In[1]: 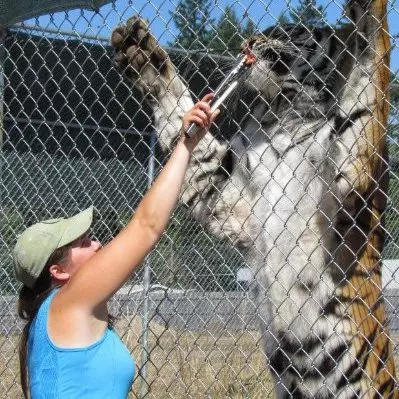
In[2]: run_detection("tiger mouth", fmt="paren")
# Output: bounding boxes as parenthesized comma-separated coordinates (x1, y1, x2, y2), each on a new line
(248, 45, 296, 77)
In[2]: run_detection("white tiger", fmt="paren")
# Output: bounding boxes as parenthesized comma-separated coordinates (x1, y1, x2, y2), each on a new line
(111, 0, 397, 397)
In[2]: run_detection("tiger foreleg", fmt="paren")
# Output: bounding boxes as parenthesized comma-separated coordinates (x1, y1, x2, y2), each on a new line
(111, 17, 239, 240)
(111, 16, 192, 151)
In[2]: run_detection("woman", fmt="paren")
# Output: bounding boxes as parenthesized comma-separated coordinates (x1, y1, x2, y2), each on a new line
(14, 94, 219, 398)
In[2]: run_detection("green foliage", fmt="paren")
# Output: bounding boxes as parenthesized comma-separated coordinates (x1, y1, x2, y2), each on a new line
(242, 18, 256, 38)
(275, 0, 327, 28)
(277, 12, 291, 26)
(388, 125, 399, 147)
(169, 3, 256, 53)
(210, 6, 256, 53)
(169, 0, 214, 49)
(289, 0, 327, 28)
(390, 73, 399, 104)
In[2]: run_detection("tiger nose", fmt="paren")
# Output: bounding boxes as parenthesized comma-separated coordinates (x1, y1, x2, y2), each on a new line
(242, 40, 257, 59)
(242, 36, 257, 51)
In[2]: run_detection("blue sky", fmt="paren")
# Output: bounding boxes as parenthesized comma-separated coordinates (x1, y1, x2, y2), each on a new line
(25, 0, 398, 73)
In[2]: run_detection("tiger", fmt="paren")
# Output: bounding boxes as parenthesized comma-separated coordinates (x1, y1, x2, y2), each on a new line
(111, 0, 397, 397)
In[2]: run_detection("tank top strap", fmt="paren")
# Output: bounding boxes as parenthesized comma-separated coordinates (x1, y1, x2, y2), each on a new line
(36, 288, 59, 327)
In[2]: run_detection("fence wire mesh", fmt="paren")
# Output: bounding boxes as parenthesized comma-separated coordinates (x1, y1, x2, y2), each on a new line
(1, 0, 399, 397)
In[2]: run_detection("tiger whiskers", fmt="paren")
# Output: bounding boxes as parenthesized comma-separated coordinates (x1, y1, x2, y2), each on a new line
(256, 42, 299, 56)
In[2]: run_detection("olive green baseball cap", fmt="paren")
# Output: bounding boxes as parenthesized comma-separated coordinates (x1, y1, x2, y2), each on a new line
(13, 206, 94, 288)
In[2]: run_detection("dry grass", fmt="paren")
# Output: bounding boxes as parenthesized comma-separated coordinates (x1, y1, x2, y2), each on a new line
(1, 317, 398, 398)
(117, 317, 275, 398)
(0, 334, 21, 399)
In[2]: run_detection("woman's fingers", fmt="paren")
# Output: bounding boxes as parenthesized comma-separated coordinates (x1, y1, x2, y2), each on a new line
(187, 108, 209, 127)
(194, 101, 211, 116)
(209, 109, 221, 125)
(193, 109, 209, 125)
(193, 93, 215, 115)
(201, 93, 215, 103)
(181, 92, 220, 140)
(190, 106, 220, 128)
(187, 115, 206, 128)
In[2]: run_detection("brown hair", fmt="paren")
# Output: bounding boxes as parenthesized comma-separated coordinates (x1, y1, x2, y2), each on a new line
(17, 245, 69, 398)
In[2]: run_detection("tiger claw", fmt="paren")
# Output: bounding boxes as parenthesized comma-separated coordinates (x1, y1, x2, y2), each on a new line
(111, 16, 170, 81)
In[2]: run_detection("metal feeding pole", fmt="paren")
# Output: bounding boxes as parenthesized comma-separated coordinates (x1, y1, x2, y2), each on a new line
(140, 130, 156, 398)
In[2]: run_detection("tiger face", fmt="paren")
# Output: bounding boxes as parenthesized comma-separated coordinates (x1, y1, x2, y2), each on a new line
(243, 24, 338, 106)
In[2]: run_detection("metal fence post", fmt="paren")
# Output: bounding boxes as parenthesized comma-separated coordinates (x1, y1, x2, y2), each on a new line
(0, 27, 4, 149)
(140, 130, 156, 398)
(0, 26, 5, 267)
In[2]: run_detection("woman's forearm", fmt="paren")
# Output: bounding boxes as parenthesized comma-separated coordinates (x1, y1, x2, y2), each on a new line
(127, 139, 191, 241)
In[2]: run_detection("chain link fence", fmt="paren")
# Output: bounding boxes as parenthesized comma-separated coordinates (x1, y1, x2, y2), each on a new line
(1, 0, 399, 397)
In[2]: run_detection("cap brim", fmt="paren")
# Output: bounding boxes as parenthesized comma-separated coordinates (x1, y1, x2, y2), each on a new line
(58, 206, 94, 248)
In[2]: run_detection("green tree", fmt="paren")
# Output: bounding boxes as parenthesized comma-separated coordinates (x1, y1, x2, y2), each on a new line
(169, 0, 214, 49)
(242, 17, 256, 38)
(211, 6, 243, 52)
(289, 0, 327, 28)
(277, 12, 291, 26)
(211, 6, 256, 53)
(389, 73, 399, 148)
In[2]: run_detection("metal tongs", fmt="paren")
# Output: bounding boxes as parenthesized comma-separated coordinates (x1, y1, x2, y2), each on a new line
(185, 53, 257, 137)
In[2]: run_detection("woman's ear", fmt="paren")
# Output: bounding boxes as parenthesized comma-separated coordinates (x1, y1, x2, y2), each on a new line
(49, 264, 70, 283)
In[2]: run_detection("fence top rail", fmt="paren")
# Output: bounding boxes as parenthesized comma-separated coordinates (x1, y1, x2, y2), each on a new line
(9, 23, 234, 63)
(9, 22, 399, 94)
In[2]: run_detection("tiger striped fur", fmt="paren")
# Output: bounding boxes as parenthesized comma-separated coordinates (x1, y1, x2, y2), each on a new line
(111, 0, 397, 397)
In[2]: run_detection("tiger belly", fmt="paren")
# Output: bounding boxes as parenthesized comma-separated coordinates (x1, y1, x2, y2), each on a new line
(247, 134, 396, 397)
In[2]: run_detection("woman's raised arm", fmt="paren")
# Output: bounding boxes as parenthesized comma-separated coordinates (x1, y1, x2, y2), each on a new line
(60, 95, 219, 310)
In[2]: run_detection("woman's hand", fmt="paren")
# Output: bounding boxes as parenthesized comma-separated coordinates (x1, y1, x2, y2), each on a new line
(181, 93, 220, 151)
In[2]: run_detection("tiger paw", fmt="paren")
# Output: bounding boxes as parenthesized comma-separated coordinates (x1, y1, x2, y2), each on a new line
(111, 16, 173, 94)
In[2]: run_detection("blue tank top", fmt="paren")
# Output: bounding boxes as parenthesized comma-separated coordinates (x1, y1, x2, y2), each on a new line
(27, 289, 135, 398)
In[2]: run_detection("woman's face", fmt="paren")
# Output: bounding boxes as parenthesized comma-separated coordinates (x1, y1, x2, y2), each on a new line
(65, 234, 102, 276)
